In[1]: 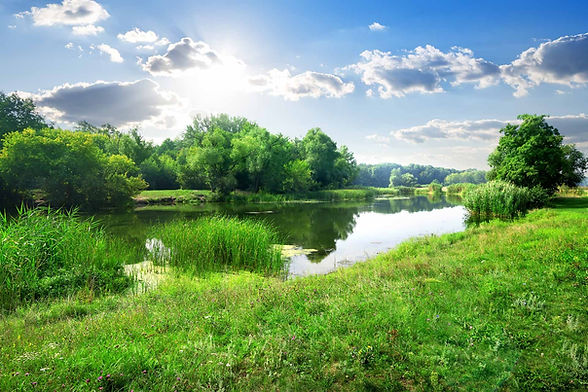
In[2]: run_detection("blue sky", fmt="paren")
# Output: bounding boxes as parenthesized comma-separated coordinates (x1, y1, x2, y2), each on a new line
(2, 0, 588, 169)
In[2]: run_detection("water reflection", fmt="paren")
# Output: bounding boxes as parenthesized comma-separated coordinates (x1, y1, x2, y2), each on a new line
(95, 195, 467, 277)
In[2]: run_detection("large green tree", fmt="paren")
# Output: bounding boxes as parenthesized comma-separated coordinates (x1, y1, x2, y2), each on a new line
(487, 114, 587, 193)
(0, 92, 48, 145)
(0, 128, 146, 208)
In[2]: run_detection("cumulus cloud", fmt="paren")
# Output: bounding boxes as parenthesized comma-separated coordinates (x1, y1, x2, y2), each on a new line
(72, 24, 103, 35)
(139, 37, 234, 76)
(117, 27, 170, 46)
(249, 69, 355, 101)
(383, 114, 588, 147)
(391, 119, 507, 143)
(500, 33, 588, 96)
(94, 44, 123, 63)
(346, 45, 500, 97)
(28, 79, 180, 128)
(17, 0, 108, 26)
(369, 22, 387, 32)
(548, 113, 588, 147)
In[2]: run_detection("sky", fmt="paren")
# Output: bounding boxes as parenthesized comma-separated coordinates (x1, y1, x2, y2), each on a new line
(2, 0, 588, 169)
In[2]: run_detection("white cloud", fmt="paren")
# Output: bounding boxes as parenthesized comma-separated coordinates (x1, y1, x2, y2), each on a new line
(391, 119, 508, 143)
(95, 44, 123, 63)
(368, 22, 387, 32)
(117, 27, 169, 46)
(249, 69, 355, 101)
(65, 42, 74, 49)
(385, 114, 588, 148)
(346, 45, 500, 98)
(500, 33, 588, 97)
(27, 79, 181, 129)
(8, 25, 16, 29)
(366, 134, 391, 144)
(139, 37, 234, 76)
(136, 45, 155, 51)
(17, 0, 109, 26)
(72, 24, 103, 35)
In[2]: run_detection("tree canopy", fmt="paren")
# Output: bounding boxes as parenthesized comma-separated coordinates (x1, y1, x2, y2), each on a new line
(487, 114, 587, 193)
(0, 92, 48, 145)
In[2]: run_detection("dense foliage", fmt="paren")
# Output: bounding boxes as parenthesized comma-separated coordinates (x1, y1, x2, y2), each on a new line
(444, 169, 487, 184)
(0, 208, 133, 311)
(354, 163, 485, 187)
(488, 114, 587, 194)
(0, 128, 147, 209)
(0, 92, 48, 146)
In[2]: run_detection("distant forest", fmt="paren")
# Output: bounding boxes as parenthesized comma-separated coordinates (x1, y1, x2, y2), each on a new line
(353, 163, 487, 188)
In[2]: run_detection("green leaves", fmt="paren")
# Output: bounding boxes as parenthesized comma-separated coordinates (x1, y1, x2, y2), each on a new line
(488, 114, 587, 193)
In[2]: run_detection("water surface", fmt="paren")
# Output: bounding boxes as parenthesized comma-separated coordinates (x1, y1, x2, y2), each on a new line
(96, 195, 467, 277)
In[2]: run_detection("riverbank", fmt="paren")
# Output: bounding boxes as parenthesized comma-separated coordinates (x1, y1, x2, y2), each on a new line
(132, 187, 441, 206)
(1, 198, 586, 391)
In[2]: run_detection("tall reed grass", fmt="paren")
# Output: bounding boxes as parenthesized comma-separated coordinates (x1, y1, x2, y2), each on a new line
(149, 216, 284, 275)
(463, 181, 532, 218)
(0, 207, 135, 311)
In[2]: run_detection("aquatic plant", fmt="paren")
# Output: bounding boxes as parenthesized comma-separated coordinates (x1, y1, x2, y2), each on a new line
(149, 216, 284, 275)
(463, 181, 533, 218)
(0, 207, 135, 311)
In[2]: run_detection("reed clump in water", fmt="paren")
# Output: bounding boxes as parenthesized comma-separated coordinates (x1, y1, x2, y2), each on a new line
(0, 207, 134, 311)
(149, 216, 284, 275)
(464, 181, 533, 219)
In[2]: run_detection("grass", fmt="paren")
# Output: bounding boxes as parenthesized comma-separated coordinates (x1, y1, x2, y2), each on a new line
(0, 199, 586, 391)
(463, 181, 533, 218)
(0, 207, 136, 312)
(149, 216, 284, 275)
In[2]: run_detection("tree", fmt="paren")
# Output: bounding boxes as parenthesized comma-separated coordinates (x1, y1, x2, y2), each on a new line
(488, 114, 587, 193)
(301, 128, 339, 188)
(0, 128, 146, 208)
(0, 92, 48, 145)
(282, 160, 313, 193)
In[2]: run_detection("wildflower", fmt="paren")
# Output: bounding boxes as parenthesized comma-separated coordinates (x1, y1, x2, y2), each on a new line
(106, 374, 111, 379)
(25, 373, 30, 376)
(97, 376, 103, 381)
(142, 370, 147, 374)
(435, 315, 439, 318)
(85, 379, 90, 383)
(31, 382, 37, 386)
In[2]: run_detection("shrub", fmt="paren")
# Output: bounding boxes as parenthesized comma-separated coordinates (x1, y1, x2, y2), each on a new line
(463, 181, 533, 218)
(149, 216, 283, 275)
(0, 207, 134, 311)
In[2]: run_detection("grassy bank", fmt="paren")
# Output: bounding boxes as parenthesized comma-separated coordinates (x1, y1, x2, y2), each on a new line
(1, 199, 586, 391)
(135, 188, 380, 205)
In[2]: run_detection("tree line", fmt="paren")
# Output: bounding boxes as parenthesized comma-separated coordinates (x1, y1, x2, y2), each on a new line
(0, 92, 358, 209)
(353, 163, 487, 188)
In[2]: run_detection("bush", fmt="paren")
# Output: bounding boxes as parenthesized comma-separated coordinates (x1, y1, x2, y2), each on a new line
(0, 207, 135, 311)
(150, 216, 283, 275)
(463, 181, 533, 218)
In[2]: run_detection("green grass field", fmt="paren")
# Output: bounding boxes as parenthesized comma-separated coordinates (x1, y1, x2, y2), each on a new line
(1, 198, 586, 391)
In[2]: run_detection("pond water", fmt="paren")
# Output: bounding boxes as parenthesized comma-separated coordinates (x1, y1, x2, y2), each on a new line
(95, 195, 467, 277)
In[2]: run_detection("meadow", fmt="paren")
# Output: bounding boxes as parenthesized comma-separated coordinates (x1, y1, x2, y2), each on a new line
(0, 197, 586, 391)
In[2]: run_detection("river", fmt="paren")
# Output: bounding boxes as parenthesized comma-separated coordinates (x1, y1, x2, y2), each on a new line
(95, 195, 467, 277)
